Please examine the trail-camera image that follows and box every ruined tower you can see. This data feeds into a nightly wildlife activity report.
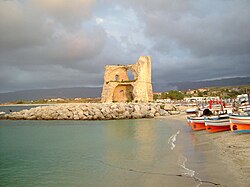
[101,56,153,102]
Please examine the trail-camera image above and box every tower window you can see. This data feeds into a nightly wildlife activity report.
[115,75,119,81]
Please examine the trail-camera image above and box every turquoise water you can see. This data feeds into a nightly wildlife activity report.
[0,119,238,187]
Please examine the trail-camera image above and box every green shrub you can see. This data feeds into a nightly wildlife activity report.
[16,100,26,104]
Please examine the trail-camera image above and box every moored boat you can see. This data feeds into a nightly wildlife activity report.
[0,111,5,115]
[229,114,250,133]
[239,105,250,113]
[187,108,213,131]
[204,114,230,133]
[186,116,193,126]
[189,116,206,131]
[186,108,198,114]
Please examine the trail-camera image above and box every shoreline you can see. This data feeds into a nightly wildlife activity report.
[0,109,249,185]
[1,101,249,185]
[164,114,250,186]
[0,115,243,187]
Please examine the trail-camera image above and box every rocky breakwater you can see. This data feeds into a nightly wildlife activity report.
[3,103,180,120]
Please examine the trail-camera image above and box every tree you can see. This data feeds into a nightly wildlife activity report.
[153,94,159,100]
[161,92,168,99]
[167,90,184,100]
[197,91,203,97]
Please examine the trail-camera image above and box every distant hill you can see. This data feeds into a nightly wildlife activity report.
[1,77,249,103]
[0,87,102,103]
[153,77,250,92]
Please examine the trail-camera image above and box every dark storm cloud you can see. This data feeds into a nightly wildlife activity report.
[0,34,133,91]
[0,0,249,93]
[0,1,51,51]
[0,0,109,92]
[114,0,250,83]
[32,0,95,27]
[1,27,106,67]
[153,54,250,84]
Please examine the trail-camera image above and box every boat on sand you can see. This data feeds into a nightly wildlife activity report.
[186,116,193,126]
[185,108,198,114]
[187,108,213,131]
[230,114,250,133]
[0,111,5,115]
[204,114,230,133]
[189,116,206,131]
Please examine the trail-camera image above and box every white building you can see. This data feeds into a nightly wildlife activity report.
[184,96,220,103]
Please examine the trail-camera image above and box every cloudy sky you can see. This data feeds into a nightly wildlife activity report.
[0,0,250,93]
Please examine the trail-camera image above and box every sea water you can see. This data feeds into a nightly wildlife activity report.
[0,118,238,187]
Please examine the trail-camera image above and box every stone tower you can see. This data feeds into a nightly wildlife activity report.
[101,56,153,102]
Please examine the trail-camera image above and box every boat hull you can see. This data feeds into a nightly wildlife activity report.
[186,117,191,126]
[190,117,205,131]
[205,124,230,133]
[186,111,197,115]
[205,115,230,133]
[230,115,250,133]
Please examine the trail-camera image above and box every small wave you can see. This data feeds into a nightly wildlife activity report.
[168,130,180,150]
[179,156,195,177]
[179,155,202,187]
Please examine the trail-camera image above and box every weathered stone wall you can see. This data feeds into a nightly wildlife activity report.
[101,56,153,102]
[104,65,129,82]
[101,66,130,102]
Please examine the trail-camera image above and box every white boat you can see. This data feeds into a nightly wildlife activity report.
[230,114,250,125]
[204,114,230,133]
[239,105,250,112]
[185,108,198,114]
[229,114,250,133]
[0,111,5,115]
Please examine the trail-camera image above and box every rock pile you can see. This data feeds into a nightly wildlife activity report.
[3,103,180,120]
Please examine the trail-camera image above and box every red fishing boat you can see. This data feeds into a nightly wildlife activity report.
[204,114,230,133]
[186,116,193,126]
[189,116,206,131]
[230,114,250,133]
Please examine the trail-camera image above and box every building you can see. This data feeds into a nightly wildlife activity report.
[101,56,153,102]
[184,96,220,103]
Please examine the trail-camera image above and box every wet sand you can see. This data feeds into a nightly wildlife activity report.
[205,130,250,186]
[162,114,250,186]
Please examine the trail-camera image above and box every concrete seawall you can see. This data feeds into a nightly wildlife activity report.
[2,103,181,120]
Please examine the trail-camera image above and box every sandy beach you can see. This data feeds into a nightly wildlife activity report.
[163,114,250,186]
[206,130,250,186]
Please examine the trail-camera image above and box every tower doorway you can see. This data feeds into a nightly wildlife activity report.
[113,84,134,102]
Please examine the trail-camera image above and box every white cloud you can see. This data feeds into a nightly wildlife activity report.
[31,0,96,26]
[95,17,104,24]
